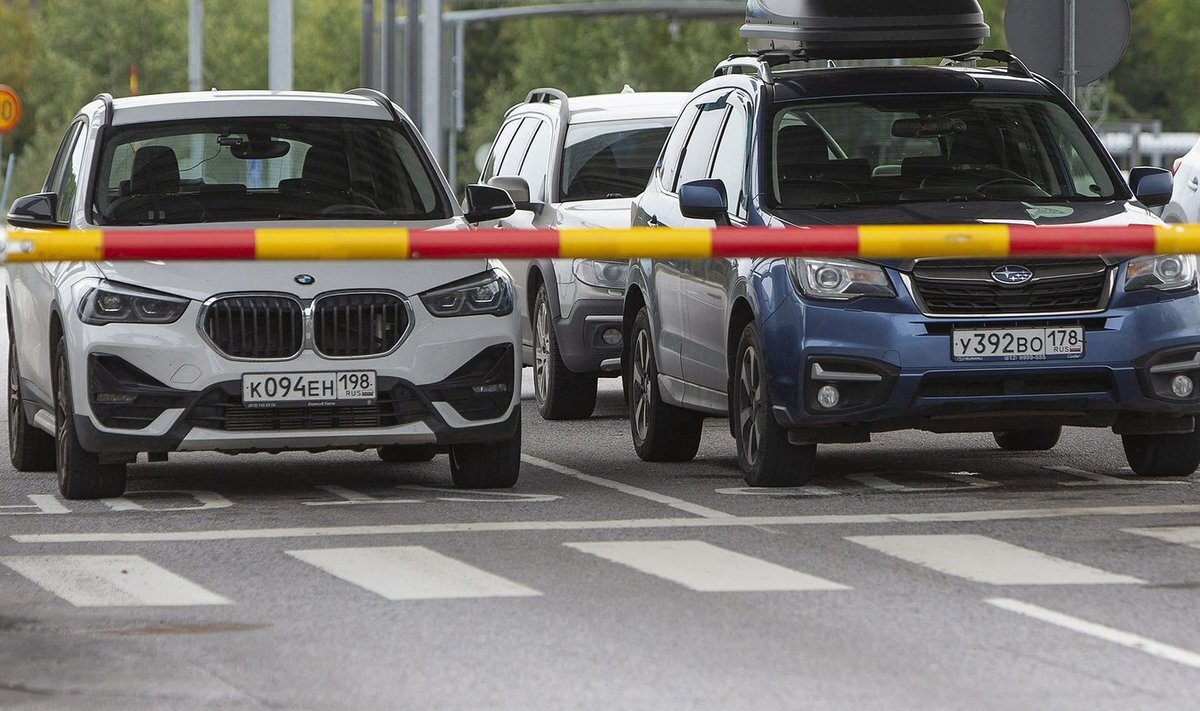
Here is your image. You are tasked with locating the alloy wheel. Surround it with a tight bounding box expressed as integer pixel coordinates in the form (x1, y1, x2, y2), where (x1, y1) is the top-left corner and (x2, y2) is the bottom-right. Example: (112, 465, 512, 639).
(738, 344, 762, 467)
(533, 298, 551, 401)
(631, 329, 652, 442)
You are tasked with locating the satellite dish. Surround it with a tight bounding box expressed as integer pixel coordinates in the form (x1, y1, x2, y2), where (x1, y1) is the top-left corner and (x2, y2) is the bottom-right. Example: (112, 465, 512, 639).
(1005, 0, 1130, 88)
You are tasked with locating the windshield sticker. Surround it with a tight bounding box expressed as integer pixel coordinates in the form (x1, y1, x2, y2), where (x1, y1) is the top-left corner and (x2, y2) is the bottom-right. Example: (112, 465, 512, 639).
(1023, 203, 1075, 220)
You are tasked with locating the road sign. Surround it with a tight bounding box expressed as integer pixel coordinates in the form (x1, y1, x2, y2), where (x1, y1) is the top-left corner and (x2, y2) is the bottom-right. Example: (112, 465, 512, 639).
(1005, 0, 1130, 96)
(0, 85, 21, 134)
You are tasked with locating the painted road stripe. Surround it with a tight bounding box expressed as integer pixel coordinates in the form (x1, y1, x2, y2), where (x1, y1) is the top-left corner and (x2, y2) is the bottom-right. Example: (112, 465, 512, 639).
(0, 555, 230, 607)
(286, 546, 539, 600)
(520, 454, 732, 519)
(846, 534, 1143, 585)
(1122, 526, 1200, 549)
(986, 598, 1200, 670)
(13, 504, 1200, 544)
(565, 540, 849, 592)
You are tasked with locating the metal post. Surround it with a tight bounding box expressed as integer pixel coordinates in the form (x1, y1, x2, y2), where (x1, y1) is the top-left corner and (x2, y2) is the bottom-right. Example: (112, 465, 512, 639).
(404, 0, 421, 117)
(1, 153, 14, 214)
(448, 20, 465, 189)
(381, 0, 396, 98)
(361, 0, 374, 88)
(188, 0, 203, 92)
(420, 0, 442, 163)
(268, 0, 293, 92)
(1063, 0, 1077, 103)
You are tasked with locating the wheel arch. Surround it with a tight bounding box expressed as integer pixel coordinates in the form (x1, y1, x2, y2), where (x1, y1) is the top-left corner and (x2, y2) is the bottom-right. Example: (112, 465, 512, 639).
(526, 260, 562, 321)
(726, 297, 756, 433)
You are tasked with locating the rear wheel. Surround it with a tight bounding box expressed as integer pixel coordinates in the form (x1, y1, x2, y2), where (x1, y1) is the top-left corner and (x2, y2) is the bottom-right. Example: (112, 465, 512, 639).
(1123, 431, 1200, 477)
(532, 286, 597, 420)
(377, 444, 438, 462)
(449, 411, 521, 489)
(734, 323, 816, 487)
(8, 339, 55, 471)
(993, 426, 1062, 451)
(626, 308, 703, 462)
(54, 339, 126, 499)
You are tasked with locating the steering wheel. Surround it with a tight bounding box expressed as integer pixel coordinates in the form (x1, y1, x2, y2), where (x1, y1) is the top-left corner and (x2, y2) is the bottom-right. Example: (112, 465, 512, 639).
(319, 203, 386, 217)
(976, 176, 1051, 198)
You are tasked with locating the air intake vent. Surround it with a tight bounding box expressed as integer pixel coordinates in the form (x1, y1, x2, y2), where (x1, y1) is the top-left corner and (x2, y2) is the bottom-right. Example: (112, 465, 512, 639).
(313, 292, 408, 358)
(202, 295, 304, 360)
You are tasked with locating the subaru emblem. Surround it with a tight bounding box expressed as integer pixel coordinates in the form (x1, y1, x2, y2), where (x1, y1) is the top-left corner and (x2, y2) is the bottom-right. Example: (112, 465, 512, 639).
(294, 274, 315, 286)
(991, 265, 1033, 286)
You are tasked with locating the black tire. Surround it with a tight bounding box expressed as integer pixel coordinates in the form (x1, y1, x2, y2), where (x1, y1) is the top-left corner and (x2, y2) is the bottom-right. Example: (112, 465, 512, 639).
(532, 286, 597, 420)
(733, 322, 816, 487)
(993, 426, 1062, 451)
(626, 308, 703, 462)
(54, 339, 126, 499)
(377, 444, 438, 462)
(8, 339, 55, 471)
(449, 410, 521, 488)
(1122, 431, 1200, 477)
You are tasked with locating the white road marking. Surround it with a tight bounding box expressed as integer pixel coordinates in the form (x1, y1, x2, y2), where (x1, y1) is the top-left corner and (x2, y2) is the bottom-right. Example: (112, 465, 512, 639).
(715, 486, 841, 497)
(985, 598, 1200, 670)
(1123, 526, 1200, 549)
(0, 555, 231, 607)
(1045, 465, 1190, 487)
(286, 546, 540, 600)
(0, 494, 70, 515)
(848, 471, 1001, 493)
(302, 485, 423, 506)
(101, 490, 233, 512)
(521, 453, 731, 518)
(13, 504, 1200, 544)
(847, 534, 1143, 585)
(565, 540, 849, 592)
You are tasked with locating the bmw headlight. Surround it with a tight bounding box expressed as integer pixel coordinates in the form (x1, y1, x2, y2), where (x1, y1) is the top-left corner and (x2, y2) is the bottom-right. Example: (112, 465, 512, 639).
(80, 283, 190, 325)
(786, 258, 895, 300)
(1125, 255, 1197, 292)
(420, 270, 514, 317)
(573, 259, 630, 290)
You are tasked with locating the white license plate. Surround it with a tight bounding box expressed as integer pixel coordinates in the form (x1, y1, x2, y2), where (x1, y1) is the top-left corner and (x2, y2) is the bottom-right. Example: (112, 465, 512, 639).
(242, 371, 377, 408)
(951, 326, 1084, 362)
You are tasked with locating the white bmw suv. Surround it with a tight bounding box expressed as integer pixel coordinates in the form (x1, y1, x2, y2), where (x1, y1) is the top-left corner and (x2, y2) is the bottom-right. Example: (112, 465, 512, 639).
(5, 89, 522, 499)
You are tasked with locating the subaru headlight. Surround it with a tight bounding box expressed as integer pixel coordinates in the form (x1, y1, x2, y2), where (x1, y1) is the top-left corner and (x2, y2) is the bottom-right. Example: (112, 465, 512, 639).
(1125, 255, 1197, 292)
(786, 258, 895, 300)
(420, 270, 514, 317)
(80, 283, 190, 325)
(573, 260, 629, 290)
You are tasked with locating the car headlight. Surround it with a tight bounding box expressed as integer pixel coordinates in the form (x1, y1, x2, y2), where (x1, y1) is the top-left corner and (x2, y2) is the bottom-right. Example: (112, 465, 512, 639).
(420, 270, 514, 317)
(1125, 255, 1197, 292)
(573, 260, 629, 290)
(786, 258, 895, 300)
(80, 283, 190, 325)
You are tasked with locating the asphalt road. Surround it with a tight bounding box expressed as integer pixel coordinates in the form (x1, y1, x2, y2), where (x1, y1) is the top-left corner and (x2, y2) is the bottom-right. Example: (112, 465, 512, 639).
(3, 371, 1200, 710)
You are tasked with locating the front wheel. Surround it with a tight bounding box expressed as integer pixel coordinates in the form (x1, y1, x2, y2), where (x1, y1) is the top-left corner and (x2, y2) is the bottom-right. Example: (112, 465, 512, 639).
(1123, 431, 1200, 477)
(532, 286, 597, 420)
(55, 339, 126, 499)
(626, 308, 703, 462)
(8, 339, 55, 471)
(449, 411, 521, 488)
(733, 322, 816, 487)
(993, 427, 1061, 451)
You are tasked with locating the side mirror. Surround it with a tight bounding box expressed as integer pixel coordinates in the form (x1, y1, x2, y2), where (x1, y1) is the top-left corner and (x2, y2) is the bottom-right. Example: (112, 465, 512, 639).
(679, 179, 730, 226)
(487, 176, 539, 212)
(463, 183, 517, 224)
(1129, 166, 1174, 208)
(6, 193, 62, 229)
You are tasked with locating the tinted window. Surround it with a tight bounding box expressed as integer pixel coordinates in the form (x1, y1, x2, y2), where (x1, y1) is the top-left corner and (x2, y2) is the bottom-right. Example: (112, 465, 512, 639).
(676, 98, 730, 187)
(710, 96, 750, 220)
(53, 122, 88, 223)
(660, 102, 702, 193)
(481, 118, 522, 181)
(560, 118, 673, 201)
(497, 118, 538, 177)
(518, 120, 552, 202)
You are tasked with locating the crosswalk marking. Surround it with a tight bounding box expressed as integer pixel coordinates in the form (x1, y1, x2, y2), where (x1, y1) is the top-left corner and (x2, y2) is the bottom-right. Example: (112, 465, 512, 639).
(564, 540, 850, 592)
(0, 555, 230, 607)
(845, 534, 1143, 586)
(286, 546, 541, 600)
(1122, 526, 1200, 549)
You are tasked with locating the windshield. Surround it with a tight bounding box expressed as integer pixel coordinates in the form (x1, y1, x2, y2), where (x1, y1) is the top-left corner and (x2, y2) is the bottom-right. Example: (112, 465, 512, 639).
(769, 96, 1120, 209)
(94, 118, 453, 224)
(560, 118, 673, 201)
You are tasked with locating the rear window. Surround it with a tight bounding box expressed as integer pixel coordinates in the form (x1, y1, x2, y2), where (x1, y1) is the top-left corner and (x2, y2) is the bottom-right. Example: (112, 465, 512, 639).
(560, 118, 674, 202)
(94, 118, 452, 224)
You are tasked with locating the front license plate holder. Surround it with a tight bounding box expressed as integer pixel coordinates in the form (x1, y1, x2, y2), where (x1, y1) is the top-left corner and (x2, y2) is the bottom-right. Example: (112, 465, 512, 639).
(951, 326, 1085, 362)
(241, 371, 378, 408)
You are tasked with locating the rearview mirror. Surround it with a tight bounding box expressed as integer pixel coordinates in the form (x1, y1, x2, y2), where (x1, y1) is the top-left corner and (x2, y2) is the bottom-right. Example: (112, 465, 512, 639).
(6, 193, 63, 230)
(463, 184, 517, 224)
(487, 176, 539, 212)
(1128, 166, 1173, 208)
(679, 179, 730, 226)
(231, 139, 291, 160)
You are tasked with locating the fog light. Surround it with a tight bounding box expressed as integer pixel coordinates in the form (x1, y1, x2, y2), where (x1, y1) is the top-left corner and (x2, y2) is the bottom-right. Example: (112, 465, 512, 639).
(601, 328, 622, 346)
(1171, 374, 1195, 398)
(816, 384, 840, 409)
(472, 383, 508, 394)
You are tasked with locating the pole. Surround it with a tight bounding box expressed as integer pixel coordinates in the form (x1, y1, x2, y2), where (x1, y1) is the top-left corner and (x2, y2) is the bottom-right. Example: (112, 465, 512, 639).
(381, 0, 396, 98)
(188, 0, 203, 92)
(1063, 0, 1077, 103)
(361, 0, 374, 88)
(1, 154, 14, 215)
(404, 0, 421, 117)
(268, 0, 294, 92)
(421, 0, 443, 163)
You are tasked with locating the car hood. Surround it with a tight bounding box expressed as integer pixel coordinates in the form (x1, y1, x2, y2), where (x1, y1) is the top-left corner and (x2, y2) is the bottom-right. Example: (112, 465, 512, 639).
(557, 198, 637, 229)
(767, 199, 1161, 228)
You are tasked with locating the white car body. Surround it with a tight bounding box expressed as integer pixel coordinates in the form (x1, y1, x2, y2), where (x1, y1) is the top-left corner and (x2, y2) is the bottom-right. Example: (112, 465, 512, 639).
(1163, 138, 1200, 223)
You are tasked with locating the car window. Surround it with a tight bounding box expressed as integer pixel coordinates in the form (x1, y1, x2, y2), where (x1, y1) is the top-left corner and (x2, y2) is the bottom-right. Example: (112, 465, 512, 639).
(559, 118, 673, 202)
(517, 120, 552, 202)
(497, 118, 538, 177)
(676, 95, 731, 188)
(44, 120, 84, 196)
(52, 121, 88, 223)
(709, 94, 751, 220)
(659, 101, 703, 193)
(94, 117, 453, 224)
(481, 118, 522, 182)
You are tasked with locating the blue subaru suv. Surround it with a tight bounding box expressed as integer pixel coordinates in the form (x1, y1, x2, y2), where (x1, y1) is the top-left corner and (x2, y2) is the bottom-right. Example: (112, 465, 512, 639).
(624, 34, 1193, 485)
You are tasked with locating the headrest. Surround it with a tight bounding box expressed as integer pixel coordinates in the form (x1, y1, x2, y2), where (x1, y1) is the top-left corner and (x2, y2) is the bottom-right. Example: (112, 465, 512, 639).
(301, 146, 351, 191)
(130, 146, 180, 195)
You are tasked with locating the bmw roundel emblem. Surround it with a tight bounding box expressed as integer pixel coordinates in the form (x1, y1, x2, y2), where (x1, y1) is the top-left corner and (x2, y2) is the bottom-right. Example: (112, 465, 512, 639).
(991, 265, 1033, 286)
(294, 274, 316, 286)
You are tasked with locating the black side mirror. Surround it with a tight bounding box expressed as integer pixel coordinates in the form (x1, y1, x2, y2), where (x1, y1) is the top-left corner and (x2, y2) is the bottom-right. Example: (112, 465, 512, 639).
(679, 179, 730, 226)
(1129, 166, 1174, 209)
(463, 183, 517, 224)
(6, 193, 62, 229)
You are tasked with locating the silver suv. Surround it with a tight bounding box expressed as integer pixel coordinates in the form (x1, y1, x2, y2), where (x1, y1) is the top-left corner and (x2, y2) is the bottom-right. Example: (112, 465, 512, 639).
(477, 87, 687, 419)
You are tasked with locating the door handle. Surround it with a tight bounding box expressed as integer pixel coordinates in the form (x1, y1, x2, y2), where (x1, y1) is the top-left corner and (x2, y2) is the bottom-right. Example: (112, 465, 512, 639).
(1189, 177, 1199, 191)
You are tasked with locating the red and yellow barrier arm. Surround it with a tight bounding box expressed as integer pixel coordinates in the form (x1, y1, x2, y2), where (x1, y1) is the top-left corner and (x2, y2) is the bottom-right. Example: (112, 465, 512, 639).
(6, 224, 1200, 262)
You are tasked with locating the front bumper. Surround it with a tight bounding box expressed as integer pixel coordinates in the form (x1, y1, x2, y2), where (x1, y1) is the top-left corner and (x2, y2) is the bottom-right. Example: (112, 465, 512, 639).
(554, 297, 624, 374)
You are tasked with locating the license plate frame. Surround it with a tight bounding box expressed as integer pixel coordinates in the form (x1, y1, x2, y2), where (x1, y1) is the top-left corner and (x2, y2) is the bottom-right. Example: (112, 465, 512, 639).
(951, 326, 1085, 363)
(241, 371, 378, 408)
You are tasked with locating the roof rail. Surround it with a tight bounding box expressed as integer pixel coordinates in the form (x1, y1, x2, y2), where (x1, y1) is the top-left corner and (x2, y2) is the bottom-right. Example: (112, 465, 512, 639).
(713, 56, 774, 84)
(346, 87, 403, 123)
(524, 87, 570, 124)
(944, 50, 1033, 79)
(93, 92, 115, 129)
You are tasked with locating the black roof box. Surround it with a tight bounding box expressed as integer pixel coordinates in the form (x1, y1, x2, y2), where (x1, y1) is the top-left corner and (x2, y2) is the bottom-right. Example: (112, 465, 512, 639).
(741, 0, 990, 59)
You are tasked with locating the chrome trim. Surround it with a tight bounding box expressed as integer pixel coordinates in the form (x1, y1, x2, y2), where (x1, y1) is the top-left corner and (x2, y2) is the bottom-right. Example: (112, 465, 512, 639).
(899, 268, 1115, 319)
(1149, 353, 1200, 375)
(310, 290, 414, 360)
(811, 363, 883, 383)
(197, 292, 306, 362)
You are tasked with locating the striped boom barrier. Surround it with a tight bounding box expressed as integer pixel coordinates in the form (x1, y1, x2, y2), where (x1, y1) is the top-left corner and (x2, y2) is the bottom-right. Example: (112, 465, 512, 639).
(3, 224, 1200, 262)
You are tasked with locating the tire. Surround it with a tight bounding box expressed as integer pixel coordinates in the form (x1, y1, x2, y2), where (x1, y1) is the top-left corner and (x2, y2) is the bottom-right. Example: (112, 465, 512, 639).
(532, 286, 597, 420)
(449, 410, 521, 489)
(993, 426, 1062, 451)
(626, 308, 703, 462)
(377, 444, 438, 462)
(54, 339, 126, 499)
(1122, 431, 1200, 477)
(8, 339, 55, 471)
(733, 322, 816, 487)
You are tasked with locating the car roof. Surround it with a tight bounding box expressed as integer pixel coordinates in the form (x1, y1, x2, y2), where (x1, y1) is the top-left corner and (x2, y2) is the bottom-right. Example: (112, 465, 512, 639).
(508, 91, 691, 125)
(767, 64, 1059, 103)
(102, 91, 400, 127)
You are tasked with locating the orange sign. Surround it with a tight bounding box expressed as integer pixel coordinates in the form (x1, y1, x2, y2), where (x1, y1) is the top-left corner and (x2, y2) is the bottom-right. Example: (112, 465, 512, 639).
(0, 85, 22, 134)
